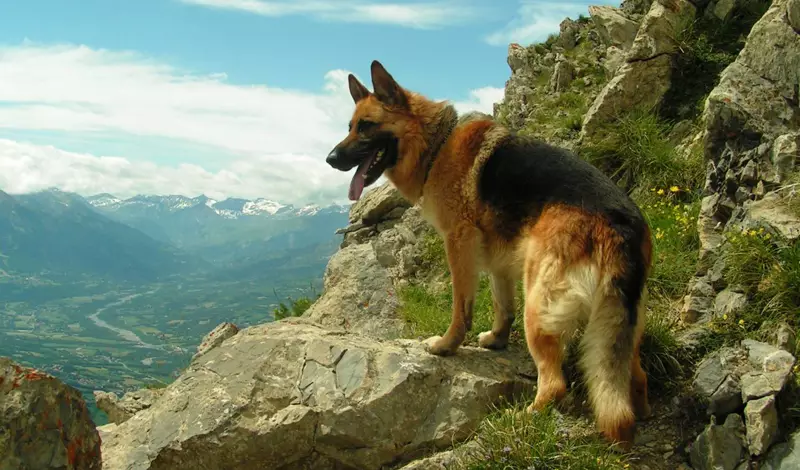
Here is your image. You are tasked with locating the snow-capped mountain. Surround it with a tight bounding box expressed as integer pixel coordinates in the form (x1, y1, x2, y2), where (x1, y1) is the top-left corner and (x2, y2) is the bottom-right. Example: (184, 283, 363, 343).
(87, 194, 349, 220)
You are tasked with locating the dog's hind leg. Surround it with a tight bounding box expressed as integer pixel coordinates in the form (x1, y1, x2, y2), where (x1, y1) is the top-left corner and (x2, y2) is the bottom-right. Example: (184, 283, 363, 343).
(478, 270, 516, 350)
(579, 288, 637, 450)
(523, 251, 584, 412)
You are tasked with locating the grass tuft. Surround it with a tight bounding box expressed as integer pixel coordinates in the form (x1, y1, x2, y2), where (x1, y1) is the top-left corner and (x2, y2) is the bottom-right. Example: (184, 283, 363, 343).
(579, 109, 704, 192)
(452, 402, 628, 470)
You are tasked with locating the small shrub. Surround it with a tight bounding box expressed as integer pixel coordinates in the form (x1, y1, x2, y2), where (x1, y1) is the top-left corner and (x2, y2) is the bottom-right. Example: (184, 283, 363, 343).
(272, 293, 317, 321)
(545, 33, 560, 48)
(640, 301, 688, 394)
(452, 402, 628, 470)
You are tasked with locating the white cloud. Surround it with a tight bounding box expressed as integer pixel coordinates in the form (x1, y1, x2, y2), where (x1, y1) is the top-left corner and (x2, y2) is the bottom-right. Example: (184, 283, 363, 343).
(0, 43, 502, 204)
(452, 86, 505, 116)
(178, 0, 477, 29)
(485, 1, 614, 47)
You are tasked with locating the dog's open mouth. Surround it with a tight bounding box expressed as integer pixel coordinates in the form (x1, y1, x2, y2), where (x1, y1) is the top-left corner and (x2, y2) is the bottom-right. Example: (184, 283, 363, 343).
(348, 143, 395, 201)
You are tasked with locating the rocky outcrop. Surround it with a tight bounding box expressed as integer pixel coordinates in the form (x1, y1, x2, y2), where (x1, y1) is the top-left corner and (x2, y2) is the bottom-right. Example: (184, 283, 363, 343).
(691, 340, 796, 465)
(690, 413, 747, 470)
(582, 0, 696, 139)
(94, 388, 166, 425)
(588, 5, 640, 49)
(763, 430, 800, 469)
(99, 318, 535, 470)
(303, 181, 435, 340)
(0, 357, 101, 469)
(682, 0, 800, 324)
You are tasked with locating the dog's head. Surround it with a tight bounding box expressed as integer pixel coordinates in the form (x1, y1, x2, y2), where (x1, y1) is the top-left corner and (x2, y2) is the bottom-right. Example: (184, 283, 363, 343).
(326, 60, 412, 201)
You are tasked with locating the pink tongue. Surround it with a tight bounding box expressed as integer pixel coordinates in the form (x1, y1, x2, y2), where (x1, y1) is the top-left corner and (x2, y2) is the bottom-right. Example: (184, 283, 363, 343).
(348, 156, 373, 201)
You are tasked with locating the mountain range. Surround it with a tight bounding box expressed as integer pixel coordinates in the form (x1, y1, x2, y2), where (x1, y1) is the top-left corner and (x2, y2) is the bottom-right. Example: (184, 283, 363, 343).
(0, 188, 350, 283)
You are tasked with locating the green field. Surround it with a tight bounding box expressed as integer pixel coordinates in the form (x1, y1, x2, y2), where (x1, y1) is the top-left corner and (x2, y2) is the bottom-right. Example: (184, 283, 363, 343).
(0, 272, 321, 425)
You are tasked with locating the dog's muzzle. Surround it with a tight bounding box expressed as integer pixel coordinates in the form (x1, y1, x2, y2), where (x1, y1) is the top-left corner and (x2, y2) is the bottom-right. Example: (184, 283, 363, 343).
(326, 147, 358, 172)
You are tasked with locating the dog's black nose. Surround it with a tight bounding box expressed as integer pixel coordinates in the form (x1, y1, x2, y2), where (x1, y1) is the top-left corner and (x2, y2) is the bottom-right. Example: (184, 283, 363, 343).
(326, 149, 341, 167)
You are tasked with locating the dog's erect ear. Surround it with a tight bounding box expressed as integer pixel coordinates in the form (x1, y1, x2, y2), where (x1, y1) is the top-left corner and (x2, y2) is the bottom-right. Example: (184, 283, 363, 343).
(348, 74, 370, 104)
(370, 60, 408, 108)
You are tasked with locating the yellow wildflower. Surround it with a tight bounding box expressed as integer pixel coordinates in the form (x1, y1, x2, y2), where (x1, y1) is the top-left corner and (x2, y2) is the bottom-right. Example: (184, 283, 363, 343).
(749, 230, 757, 237)
(765, 234, 772, 240)
(657, 189, 665, 195)
(670, 186, 680, 193)
(739, 319, 745, 326)
(723, 314, 728, 320)
(656, 232, 664, 240)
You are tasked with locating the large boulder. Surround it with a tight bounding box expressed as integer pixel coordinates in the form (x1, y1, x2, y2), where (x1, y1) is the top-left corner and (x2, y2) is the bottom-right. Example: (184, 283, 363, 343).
(99, 319, 535, 470)
(305, 182, 435, 340)
(582, 0, 696, 140)
(763, 430, 800, 469)
(628, 0, 697, 61)
(0, 357, 101, 470)
(588, 5, 640, 50)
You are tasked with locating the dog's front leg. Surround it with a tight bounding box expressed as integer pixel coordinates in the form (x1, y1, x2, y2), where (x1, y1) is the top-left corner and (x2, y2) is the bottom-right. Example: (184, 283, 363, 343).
(424, 226, 479, 356)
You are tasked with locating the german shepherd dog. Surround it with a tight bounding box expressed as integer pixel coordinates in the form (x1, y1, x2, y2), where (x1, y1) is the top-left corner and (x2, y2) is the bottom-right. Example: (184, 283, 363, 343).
(326, 60, 653, 449)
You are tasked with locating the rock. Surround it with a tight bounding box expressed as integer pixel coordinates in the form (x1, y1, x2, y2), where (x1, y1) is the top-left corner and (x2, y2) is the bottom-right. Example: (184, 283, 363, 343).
(94, 388, 166, 425)
(621, 0, 656, 17)
(740, 340, 796, 401)
(744, 395, 779, 456)
(772, 323, 796, 354)
(682, 294, 713, 323)
(559, 18, 579, 50)
(762, 430, 800, 469)
(192, 321, 239, 360)
(0, 357, 102, 469)
(744, 193, 800, 241)
(703, 0, 800, 156)
(629, 0, 697, 61)
(582, 55, 673, 139)
(709, 0, 737, 21)
(506, 43, 528, 73)
(398, 441, 480, 470)
(588, 5, 641, 49)
(99, 319, 535, 470)
(303, 242, 404, 340)
(693, 346, 747, 415)
(349, 181, 412, 225)
(741, 160, 758, 184)
(604, 46, 626, 78)
(690, 413, 746, 470)
(549, 58, 575, 92)
(772, 133, 799, 183)
(790, 0, 800, 32)
(714, 289, 748, 319)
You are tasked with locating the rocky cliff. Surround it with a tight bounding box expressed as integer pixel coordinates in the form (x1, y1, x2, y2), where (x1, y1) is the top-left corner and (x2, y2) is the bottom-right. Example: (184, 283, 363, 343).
(2, 1, 800, 469)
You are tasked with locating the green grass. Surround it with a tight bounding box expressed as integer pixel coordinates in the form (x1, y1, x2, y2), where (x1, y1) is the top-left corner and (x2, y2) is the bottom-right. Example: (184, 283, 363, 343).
(452, 402, 628, 470)
(700, 229, 800, 350)
(638, 188, 702, 298)
(579, 108, 705, 193)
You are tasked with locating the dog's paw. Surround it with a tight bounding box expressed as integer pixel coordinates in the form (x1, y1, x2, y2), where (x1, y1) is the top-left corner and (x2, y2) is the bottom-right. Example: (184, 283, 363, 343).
(478, 331, 508, 350)
(423, 335, 456, 356)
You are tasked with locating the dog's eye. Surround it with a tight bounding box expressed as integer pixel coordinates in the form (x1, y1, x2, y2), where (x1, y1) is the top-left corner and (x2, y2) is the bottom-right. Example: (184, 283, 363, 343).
(357, 120, 378, 133)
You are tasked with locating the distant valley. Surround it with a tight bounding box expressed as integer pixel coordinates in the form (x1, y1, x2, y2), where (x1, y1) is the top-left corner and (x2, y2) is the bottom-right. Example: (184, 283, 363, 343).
(0, 187, 350, 424)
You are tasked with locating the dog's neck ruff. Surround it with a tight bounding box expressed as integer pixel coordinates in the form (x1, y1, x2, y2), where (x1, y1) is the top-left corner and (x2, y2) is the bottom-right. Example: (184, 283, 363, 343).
(421, 104, 459, 184)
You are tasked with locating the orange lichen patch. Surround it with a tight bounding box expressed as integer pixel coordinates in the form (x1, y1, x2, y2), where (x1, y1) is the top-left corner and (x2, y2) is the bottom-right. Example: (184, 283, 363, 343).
(24, 370, 48, 381)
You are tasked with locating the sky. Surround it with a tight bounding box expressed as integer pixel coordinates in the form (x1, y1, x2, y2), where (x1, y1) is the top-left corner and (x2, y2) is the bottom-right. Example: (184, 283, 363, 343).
(0, 0, 616, 205)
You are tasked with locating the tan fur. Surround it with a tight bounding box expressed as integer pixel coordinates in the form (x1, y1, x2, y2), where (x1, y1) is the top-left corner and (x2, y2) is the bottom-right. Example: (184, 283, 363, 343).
(332, 61, 653, 449)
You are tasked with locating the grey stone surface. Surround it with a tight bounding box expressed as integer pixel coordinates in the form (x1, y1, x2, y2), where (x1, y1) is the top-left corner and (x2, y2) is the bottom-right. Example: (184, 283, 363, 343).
(100, 319, 536, 470)
(763, 430, 800, 469)
(94, 388, 166, 425)
(690, 413, 746, 470)
(744, 395, 779, 456)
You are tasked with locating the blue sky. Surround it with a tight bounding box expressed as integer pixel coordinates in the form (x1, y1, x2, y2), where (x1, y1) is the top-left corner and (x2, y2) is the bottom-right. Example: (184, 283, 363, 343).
(0, 0, 613, 204)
